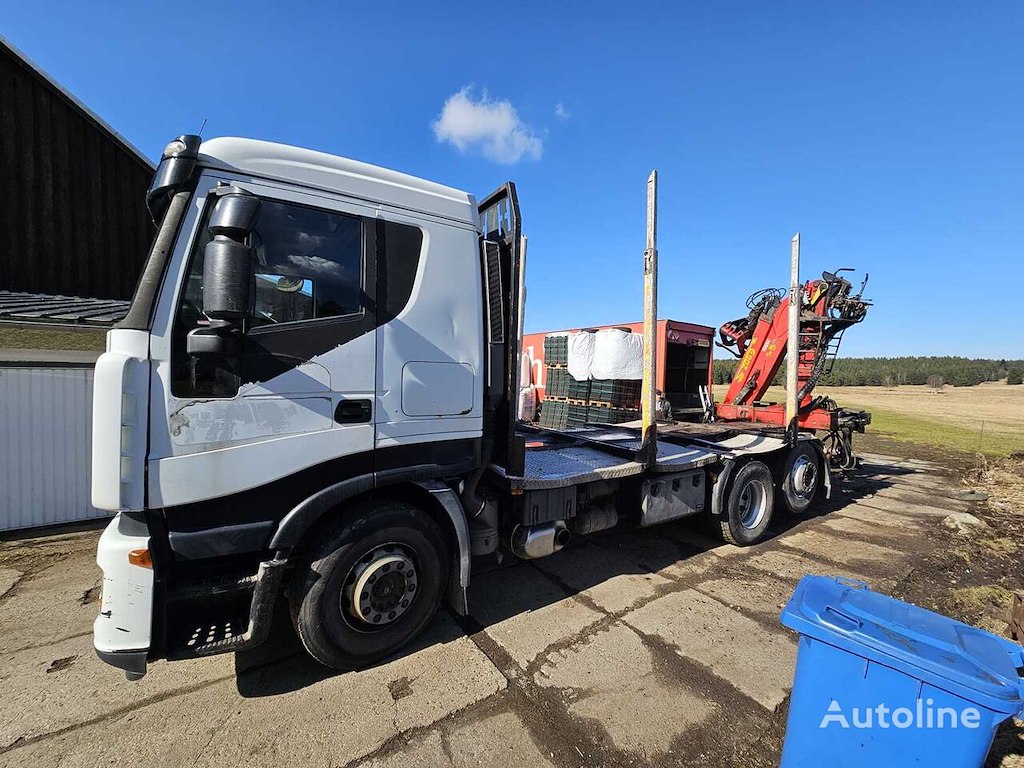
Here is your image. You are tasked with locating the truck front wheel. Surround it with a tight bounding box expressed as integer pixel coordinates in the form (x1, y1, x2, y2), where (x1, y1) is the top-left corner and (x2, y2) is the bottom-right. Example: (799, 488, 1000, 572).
(289, 500, 447, 671)
(715, 460, 775, 546)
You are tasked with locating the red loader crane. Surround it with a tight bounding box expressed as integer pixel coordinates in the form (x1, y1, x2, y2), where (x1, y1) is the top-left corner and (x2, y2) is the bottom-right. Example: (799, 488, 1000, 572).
(714, 269, 871, 469)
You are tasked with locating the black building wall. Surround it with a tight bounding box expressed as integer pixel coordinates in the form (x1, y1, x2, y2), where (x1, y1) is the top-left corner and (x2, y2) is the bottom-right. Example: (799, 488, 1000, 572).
(0, 40, 154, 300)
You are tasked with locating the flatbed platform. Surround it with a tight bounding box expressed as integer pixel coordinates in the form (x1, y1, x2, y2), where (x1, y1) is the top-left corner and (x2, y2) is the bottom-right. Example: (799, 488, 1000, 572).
(491, 420, 794, 490)
(492, 423, 719, 490)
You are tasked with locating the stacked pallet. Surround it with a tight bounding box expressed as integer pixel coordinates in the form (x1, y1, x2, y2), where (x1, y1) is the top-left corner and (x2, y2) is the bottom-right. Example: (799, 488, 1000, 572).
(538, 334, 642, 429)
(539, 335, 571, 428)
(545, 367, 571, 398)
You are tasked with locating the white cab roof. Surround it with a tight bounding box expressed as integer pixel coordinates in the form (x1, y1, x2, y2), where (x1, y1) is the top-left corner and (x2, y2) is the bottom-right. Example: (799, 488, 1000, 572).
(198, 137, 477, 226)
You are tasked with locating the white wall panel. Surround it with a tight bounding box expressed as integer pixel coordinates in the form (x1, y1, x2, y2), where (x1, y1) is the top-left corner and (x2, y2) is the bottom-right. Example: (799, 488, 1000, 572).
(0, 366, 109, 531)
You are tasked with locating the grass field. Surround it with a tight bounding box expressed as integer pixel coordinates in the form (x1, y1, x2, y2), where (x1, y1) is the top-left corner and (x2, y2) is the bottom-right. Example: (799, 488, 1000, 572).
(764, 381, 1024, 457)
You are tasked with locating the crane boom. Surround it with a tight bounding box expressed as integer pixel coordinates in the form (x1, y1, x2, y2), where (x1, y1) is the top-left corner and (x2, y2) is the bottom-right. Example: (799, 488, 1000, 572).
(715, 268, 871, 436)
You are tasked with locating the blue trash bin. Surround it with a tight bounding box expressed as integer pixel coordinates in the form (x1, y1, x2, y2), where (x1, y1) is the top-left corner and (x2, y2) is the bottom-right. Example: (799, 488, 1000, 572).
(779, 575, 1024, 768)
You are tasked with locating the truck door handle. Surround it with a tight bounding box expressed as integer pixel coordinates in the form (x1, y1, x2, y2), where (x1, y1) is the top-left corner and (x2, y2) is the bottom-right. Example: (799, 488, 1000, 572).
(334, 399, 372, 424)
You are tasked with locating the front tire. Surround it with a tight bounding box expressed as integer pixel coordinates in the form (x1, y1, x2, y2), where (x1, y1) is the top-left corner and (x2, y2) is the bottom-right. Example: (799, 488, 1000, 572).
(289, 500, 447, 671)
(715, 460, 775, 546)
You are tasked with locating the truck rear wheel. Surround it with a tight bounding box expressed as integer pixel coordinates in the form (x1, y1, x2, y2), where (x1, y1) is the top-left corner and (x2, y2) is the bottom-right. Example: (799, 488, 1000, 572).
(715, 460, 775, 546)
(780, 442, 822, 515)
(289, 500, 447, 671)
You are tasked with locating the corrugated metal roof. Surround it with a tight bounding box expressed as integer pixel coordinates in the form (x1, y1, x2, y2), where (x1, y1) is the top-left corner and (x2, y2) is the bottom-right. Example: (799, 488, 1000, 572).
(0, 291, 129, 326)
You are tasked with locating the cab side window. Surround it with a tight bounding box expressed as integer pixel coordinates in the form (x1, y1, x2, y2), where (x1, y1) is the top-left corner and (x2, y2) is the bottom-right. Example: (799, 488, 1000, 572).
(249, 200, 363, 327)
(171, 196, 365, 397)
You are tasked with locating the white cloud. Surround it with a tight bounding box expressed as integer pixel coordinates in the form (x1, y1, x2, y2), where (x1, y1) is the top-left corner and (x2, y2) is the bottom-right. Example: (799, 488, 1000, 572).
(554, 102, 570, 120)
(432, 86, 542, 164)
(286, 254, 346, 280)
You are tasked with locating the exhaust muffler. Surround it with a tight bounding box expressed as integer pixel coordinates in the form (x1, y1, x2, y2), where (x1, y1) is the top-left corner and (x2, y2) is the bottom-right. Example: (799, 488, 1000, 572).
(510, 521, 570, 560)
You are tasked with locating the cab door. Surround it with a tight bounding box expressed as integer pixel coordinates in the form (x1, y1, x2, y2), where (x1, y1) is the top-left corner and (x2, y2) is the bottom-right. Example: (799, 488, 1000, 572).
(146, 174, 379, 516)
(477, 183, 522, 472)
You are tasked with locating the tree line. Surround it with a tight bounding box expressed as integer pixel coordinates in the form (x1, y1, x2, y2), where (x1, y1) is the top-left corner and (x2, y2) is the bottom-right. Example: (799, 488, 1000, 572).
(712, 356, 1024, 388)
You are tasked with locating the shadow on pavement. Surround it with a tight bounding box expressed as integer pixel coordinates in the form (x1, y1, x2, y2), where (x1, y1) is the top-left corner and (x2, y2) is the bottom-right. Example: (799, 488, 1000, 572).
(232, 458, 905, 696)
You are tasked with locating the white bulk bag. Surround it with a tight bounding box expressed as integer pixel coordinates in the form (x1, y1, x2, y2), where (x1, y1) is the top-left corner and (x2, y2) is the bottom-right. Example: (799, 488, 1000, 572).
(519, 351, 533, 388)
(590, 328, 644, 380)
(518, 385, 537, 422)
(567, 331, 596, 381)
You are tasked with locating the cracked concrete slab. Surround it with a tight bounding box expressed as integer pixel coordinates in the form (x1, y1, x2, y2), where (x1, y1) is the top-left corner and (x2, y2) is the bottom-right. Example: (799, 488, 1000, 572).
(445, 711, 557, 767)
(0, 676, 244, 768)
(0, 568, 22, 599)
(778, 528, 910, 574)
(0, 612, 505, 768)
(469, 565, 603, 668)
(0, 548, 100, 654)
(694, 572, 798, 626)
(0, 634, 235, 748)
(734, 547, 892, 590)
(818, 514, 918, 539)
(356, 710, 556, 768)
(623, 589, 796, 710)
(0, 456, 964, 767)
(850, 494, 956, 518)
(535, 621, 716, 757)
(870, 486, 969, 512)
(531, 541, 673, 614)
(587, 524, 719, 582)
(834, 502, 931, 529)
(658, 523, 746, 559)
(880, 473, 957, 491)
(356, 730, 450, 767)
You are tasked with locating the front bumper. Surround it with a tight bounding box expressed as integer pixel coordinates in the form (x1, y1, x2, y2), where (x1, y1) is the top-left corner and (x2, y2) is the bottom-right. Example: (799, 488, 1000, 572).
(94, 513, 154, 679)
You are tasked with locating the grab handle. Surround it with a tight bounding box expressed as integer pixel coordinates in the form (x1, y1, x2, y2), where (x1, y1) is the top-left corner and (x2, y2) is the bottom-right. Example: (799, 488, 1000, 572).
(822, 605, 863, 632)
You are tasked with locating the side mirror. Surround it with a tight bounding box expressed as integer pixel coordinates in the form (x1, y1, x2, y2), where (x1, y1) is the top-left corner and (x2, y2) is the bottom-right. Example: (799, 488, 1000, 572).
(202, 189, 260, 321)
(187, 189, 260, 358)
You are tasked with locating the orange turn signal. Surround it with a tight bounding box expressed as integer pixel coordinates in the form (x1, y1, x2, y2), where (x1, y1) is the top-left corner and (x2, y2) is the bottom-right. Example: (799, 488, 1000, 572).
(128, 548, 153, 569)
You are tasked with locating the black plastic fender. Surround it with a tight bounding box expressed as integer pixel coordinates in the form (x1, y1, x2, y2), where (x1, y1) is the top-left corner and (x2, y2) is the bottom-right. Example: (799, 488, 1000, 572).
(710, 458, 738, 519)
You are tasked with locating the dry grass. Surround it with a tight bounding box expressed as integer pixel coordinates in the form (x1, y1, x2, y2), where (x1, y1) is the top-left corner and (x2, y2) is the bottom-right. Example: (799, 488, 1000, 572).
(764, 381, 1024, 457)
(0, 326, 105, 352)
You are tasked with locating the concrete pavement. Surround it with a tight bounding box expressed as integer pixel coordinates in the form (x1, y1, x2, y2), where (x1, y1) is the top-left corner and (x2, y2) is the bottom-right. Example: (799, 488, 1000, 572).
(0, 453, 977, 767)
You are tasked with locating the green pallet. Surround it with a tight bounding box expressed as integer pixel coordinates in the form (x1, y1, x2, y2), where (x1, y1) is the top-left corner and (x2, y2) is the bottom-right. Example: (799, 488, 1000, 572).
(543, 335, 568, 366)
(545, 366, 571, 398)
(568, 377, 591, 401)
(588, 379, 641, 409)
(539, 399, 569, 429)
(567, 403, 590, 427)
(586, 405, 640, 424)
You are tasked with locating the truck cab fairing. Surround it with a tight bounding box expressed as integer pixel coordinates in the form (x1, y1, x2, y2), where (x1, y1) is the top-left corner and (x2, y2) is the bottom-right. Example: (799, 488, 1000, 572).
(93, 136, 491, 676)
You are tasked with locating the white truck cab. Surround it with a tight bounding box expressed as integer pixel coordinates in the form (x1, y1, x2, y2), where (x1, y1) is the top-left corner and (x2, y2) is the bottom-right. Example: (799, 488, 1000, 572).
(93, 135, 523, 677)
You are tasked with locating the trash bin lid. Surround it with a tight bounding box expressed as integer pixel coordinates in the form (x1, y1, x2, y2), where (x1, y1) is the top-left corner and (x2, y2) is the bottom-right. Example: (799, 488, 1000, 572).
(781, 576, 1024, 714)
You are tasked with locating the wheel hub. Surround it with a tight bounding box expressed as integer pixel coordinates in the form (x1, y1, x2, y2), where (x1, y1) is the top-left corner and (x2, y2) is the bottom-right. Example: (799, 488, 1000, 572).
(737, 480, 768, 529)
(346, 546, 418, 626)
(790, 455, 818, 498)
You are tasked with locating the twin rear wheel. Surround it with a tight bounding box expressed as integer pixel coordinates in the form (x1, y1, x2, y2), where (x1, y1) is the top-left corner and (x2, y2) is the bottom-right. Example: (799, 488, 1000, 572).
(781, 442, 823, 515)
(715, 460, 775, 545)
(714, 444, 824, 546)
(288, 501, 447, 671)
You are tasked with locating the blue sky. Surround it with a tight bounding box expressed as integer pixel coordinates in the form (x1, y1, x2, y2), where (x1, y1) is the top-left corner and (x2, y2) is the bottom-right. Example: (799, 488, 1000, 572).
(4, 1, 1022, 358)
